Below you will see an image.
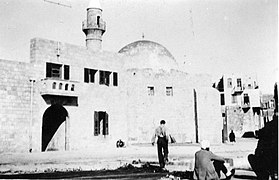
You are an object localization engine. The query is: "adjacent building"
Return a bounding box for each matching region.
[261,94,275,125]
[213,73,263,139]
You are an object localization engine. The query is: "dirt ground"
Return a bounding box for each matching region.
[0,137,259,179]
[0,162,258,179]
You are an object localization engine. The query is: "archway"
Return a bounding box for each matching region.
[42,104,68,151]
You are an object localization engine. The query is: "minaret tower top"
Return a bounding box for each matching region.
[82,0,106,51]
[88,0,102,10]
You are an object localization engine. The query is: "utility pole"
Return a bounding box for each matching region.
[189,9,195,38]
[43,0,71,8]
[193,89,199,143]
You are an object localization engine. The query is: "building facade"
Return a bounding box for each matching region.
[0,0,223,153]
[213,73,265,139]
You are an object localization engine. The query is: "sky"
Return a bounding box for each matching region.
[0,0,278,94]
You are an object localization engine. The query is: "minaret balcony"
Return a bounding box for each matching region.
[82,20,106,32]
[40,78,78,97]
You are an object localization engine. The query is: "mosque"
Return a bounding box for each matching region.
[0,0,222,153]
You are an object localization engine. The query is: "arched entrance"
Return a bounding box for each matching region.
[42,104,68,151]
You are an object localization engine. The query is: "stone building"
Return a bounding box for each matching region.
[0,0,222,153]
[213,73,263,139]
[261,94,275,125]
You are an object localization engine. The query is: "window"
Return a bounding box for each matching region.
[243,94,250,105]
[237,78,242,87]
[220,94,225,105]
[94,111,108,136]
[71,84,75,91]
[227,78,232,88]
[113,72,118,86]
[59,83,63,90]
[232,95,237,104]
[46,63,62,78]
[270,100,274,108]
[148,86,154,96]
[97,16,100,26]
[84,68,97,83]
[46,63,70,80]
[166,87,173,96]
[64,65,70,80]
[52,82,56,89]
[65,84,68,90]
[99,70,111,86]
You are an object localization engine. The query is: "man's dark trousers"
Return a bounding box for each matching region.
[213,160,228,178]
[157,137,168,168]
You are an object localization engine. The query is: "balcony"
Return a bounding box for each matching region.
[40,78,78,97]
[82,20,106,32]
[241,102,250,108]
[231,86,243,95]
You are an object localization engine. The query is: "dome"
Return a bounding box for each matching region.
[118,40,178,71]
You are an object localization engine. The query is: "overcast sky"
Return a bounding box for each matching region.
[0,0,277,93]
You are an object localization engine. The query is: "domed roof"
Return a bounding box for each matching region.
[118,40,178,71]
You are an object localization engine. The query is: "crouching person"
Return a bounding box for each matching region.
[194,140,235,180]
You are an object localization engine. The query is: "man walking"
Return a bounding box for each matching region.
[151,120,169,169]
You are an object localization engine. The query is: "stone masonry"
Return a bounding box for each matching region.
[0,0,223,153]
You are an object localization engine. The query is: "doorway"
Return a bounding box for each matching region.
[42,104,68,151]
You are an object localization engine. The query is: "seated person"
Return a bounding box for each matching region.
[194,140,235,180]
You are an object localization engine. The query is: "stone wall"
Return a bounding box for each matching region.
[226,106,258,137]
[125,69,196,143]
[28,38,126,151]
[196,87,223,144]
[0,59,32,153]
[125,69,222,144]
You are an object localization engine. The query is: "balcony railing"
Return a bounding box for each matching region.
[241,102,250,108]
[40,78,78,97]
[231,86,243,94]
[82,20,106,32]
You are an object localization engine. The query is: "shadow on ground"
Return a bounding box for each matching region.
[0,163,257,180]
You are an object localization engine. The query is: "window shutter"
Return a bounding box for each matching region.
[99,71,104,84]
[90,69,95,83]
[105,72,110,86]
[46,63,51,78]
[94,111,99,136]
[104,112,109,135]
[113,72,118,86]
[64,65,70,80]
[84,68,89,83]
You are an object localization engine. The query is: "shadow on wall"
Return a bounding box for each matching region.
[42,104,68,151]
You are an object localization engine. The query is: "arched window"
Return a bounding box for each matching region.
[52,82,56,89]
[97,16,100,26]
[65,84,69,91]
[59,83,63,90]
[71,84,75,91]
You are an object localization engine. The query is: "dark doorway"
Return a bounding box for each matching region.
[42,104,68,151]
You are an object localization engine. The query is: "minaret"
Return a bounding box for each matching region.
[82,0,106,51]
